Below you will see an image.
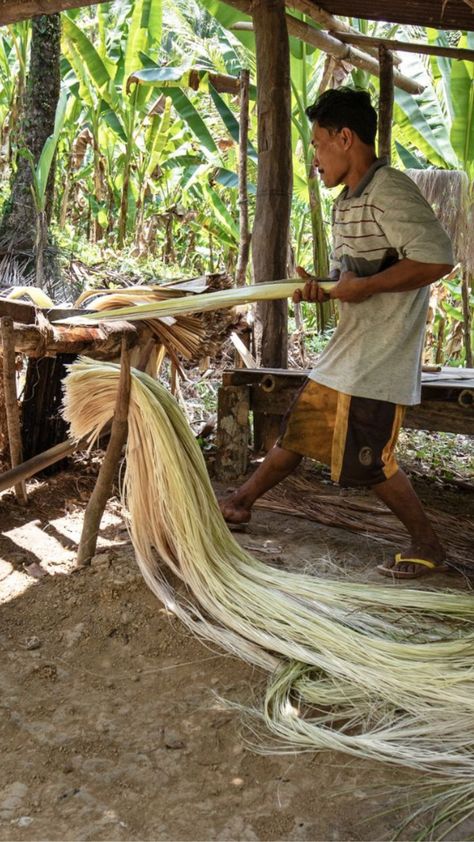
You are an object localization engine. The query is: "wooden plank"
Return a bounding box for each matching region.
[0,0,109,26]
[0,298,36,324]
[405,401,474,435]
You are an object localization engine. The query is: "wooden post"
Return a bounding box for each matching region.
[1,317,27,504]
[235,68,251,288]
[252,0,292,370]
[76,339,131,567]
[378,45,394,163]
[215,384,250,480]
[462,273,473,368]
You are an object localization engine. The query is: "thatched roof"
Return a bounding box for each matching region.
[315,0,474,31]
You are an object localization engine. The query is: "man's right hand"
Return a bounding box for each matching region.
[293,266,329,304]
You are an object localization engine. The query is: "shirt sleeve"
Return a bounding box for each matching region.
[376,170,454,266]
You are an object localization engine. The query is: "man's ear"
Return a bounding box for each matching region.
[339,127,354,149]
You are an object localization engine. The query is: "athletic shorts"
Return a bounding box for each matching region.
[279,380,405,487]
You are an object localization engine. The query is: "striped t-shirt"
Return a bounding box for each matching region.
[309,158,454,405]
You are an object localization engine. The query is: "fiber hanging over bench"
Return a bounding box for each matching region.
[63,358,474,828]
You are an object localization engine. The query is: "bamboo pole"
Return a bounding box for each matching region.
[223,0,423,95]
[1,317,27,504]
[76,339,131,567]
[378,45,394,163]
[235,68,251,288]
[328,30,474,62]
[0,439,77,494]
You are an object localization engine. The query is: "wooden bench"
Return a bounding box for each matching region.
[216,367,474,479]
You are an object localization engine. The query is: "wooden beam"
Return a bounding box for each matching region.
[0,0,109,26]
[378,45,394,163]
[4,319,141,357]
[330,30,474,62]
[285,0,401,64]
[224,0,423,95]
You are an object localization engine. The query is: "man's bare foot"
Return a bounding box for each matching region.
[377,542,447,579]
[219,494,252,525]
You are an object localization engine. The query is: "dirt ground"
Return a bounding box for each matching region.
[0,460,473,842]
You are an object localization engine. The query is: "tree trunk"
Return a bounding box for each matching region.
[252,0,292,369]
[0,14,61,268]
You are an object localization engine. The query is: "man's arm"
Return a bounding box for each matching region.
[330,258,454,303]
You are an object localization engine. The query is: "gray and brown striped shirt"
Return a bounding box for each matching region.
[310,159,454,405]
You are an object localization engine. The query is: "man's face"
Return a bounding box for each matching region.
[311,123,350,188]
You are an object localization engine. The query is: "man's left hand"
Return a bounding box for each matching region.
[330,271,372,303]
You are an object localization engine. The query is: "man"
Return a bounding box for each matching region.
[220,87,454,580]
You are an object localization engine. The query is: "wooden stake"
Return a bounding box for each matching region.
[1,317,27,504]
[378,45,394,163]
[235,68,251,288]
[76,338,131,567]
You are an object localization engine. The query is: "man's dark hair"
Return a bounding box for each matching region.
[305,87,377,146]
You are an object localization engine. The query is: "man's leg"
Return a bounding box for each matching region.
[372,468,446,574]
[220,445,302,524]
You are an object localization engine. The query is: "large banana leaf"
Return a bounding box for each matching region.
[145,96,173,177]
[160,88,218,154]
[124,0,162,92]
[394,89,458,169]
[33,89,68,210]
[213,166,256,193]
[62,15,112,92]
[201,182,239,243]
[449,33,474,178]
[208,86,258,162]
[100,100,128,143]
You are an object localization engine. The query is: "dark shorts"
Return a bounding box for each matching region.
[279,380,405,487]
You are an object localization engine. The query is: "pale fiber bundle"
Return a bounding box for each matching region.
[63,359,474,828]
[78,279,336,323]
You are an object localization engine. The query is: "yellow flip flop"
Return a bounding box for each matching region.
[377,553,448,579]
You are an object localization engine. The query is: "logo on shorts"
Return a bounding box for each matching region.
[358,446,374,466]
